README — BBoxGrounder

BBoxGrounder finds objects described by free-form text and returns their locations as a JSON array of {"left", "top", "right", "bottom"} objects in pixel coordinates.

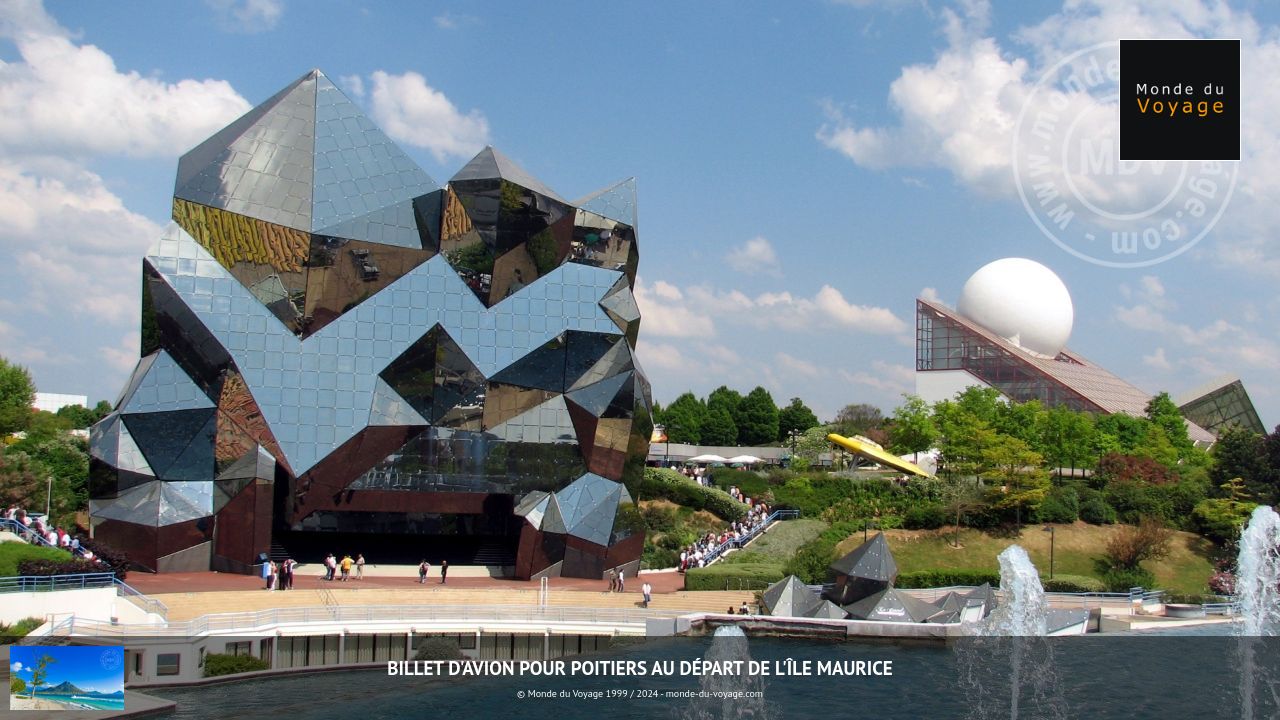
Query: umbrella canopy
[
  {"left": 727, "top": 455, "right": 763, "bottom": 464},
  {"left": 688, "top": 454, "right": 729, "bottom": 463}
]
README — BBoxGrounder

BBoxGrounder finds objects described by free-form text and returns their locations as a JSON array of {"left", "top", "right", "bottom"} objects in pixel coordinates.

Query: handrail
[
  {"left": 61, "top": 603, "right": 688, "bottom": 637},
  {"left": 701, "top": 509, "right": 800, "bottom": 565},
  {"left": 22, "top": 615, "right": 76, "bottom": 645},
  {"left": 0, "top": 518, "right": 99, "bottom": 563},
  {"left": 115, "top": 578, "right": 170, "bottom": 620},
  {"left": 0, "top": 572, "right": 116, "bottom": 593}
]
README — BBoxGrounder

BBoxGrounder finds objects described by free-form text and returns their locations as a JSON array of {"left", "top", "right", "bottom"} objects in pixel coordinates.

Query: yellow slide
[{"left": 826, "top": 433, "right": 932, "bottom": 477}]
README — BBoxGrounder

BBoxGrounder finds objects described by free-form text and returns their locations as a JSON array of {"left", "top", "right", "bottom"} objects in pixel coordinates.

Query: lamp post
[
  {"left": 1042, "top": 525, "right": 1056, "bottom": 580},
  {"left": 45, "top": 475, "right": 52, "bottom": 522}
]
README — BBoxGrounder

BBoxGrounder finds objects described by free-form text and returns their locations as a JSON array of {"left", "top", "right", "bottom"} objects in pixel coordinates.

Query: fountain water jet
[
  {"left": 1235, "top": 505, "right": 1280, "bottom": 720},
  {"left": 683, "top": 626, "right": 769, "bottom": 720}
]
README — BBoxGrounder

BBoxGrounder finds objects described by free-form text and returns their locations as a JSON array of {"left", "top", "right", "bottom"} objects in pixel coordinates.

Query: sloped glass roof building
[{"left": 89, "top": 70, "right": 651, "bottom": 578}]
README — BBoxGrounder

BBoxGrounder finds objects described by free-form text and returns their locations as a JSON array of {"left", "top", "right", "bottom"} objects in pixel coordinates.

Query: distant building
[
  {"left": 915, "top": 258, "right": 1218, "bottom": 444},
  {"left": 33, "top": 392, "right": 88, "bottom": 413},
  {"left": 1178, "top": 376, "right": 1266, "bottom": 436}
]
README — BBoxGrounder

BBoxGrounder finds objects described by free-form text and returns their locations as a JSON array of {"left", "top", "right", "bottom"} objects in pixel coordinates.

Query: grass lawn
[
  {"left": 0, "top": 542, "right": 72, "bottom": 576},
  {"left": 832, "top": 522, "right": 1215, "bottom": 595},
  {"left": 722, "top": 518, "right": 827, "bottom": 566}
]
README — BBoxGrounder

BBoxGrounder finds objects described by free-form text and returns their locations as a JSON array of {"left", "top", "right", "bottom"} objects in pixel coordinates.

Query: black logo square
[{"left": 1120, "top": 39, "right": 1239, "bottom": 161}]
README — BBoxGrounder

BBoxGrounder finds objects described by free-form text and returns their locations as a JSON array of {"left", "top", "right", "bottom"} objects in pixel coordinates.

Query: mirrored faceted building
[{"left": 89, "top": 70, "right": 652, "bottom": 579}]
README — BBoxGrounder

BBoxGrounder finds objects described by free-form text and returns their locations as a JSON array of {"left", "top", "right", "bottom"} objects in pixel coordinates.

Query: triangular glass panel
[
  {"left": 574, "top": 177, "right": 637, "bottom": 227},
  {"left": 568, "top": 338, "right": 633, "bottom": 391},
  {"left": 370, "top": 377, "right": 430, "bottom": 426},
  {"left": 155, "top": 411, "right": 218, "bottom": 482},
  {"left": 451, "top": 147, "right": 564, "bottom": 202},
  {"left": 120, "top": 350, "right": 216, "bottom": 415},
  {"left": 174, "top": 70, "right": 318, "bottom": 232},
  {"left": 121, "top": 408, "right": 217, "bottom": 480},
  {"left": 311, "top": 74, "right": 439, "bottom": 236},
  {"left": 490, "top": 332, "right": 567, "bottom": 392},
  {"left": 482, "top": 383, "right": 557, "bottom": 430},
  {"left": 301, "top": 235, "right": 433, "bottom": 335},
  {"left": 565, "top": 373, "right": 631, "bottom": 417},
  {"left": 488, "top": 395, "right": 577, "bottom": 444}
]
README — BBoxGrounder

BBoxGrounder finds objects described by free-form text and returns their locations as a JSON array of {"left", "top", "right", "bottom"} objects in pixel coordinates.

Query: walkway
[{"left": 123, "top": 568, "right": 754, "bottom": 622}]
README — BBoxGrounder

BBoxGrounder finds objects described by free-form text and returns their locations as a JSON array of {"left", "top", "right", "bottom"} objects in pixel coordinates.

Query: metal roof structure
[{"left": 916, "top": 298, "right": 1215, "bottom": 445}]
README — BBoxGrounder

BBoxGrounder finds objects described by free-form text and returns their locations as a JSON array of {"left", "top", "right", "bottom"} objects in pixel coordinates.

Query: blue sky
[
  {"left": 10, "top": 646, "right": 124, "bottom": 693},
  {"left": 0, "top": 0, "right": 1276, "bottom": 426}
]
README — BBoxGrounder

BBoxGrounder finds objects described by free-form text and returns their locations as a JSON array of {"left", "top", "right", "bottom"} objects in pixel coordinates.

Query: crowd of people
[
  {"left": 4, "top": 505, "right": 98, "bottom": 562},
  {"left": 674, "top": 465, "right": 711, "bottom": 487},
  {"left": 677, "top": 487, "right": 773, "bottom": 572}
]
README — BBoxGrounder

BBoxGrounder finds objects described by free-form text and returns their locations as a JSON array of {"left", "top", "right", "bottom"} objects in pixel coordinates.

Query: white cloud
[
  {"left": 636, "top": 340, "right": 692, "bottom": 372},
  {"left": 726, "top": 236, "right": 781, "bottom": 276},
  {"left": 818, "top": 0, "right": 1280, "bottom": 275},
  {"left": 675, "top": 283, "right": 906, "bottom": 335},
  {"left": 1142, "top": 347, "right": 1172, "bottom": 372},
  {"left": 339, "top": 74, "right": 365, "bottom": 100},
  {"left": 837, "top": 360, "right": 915, "bottom": 396},
  {"left": 919, "top": 286, "right": 941, "bottom": 303},
  {"left": 776, "top": 352, "right": 821, "bottom": 378},
  {"left": 366, "top": 70, "right": 491, "bottom": 163},
  {"left": 9, "top": 662, "right": 20, "bottom": 673},
  {"left": 434, "top": 12, "right": 477, "bottom": 30},
  {"left": 205, "top": 0, "right": 284, "bottom": 32},
  {"left": 0, "top": 4, "right": 250, "bottom": 160},
  {"left": 633, "top": 279, "right": 716, "bottom": 338}
]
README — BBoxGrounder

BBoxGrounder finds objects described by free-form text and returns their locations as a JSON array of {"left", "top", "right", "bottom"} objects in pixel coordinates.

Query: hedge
[
  {"left": 17, "top": 558, "right": 102, "bottom": 577},
  {"left": 894, "top": 569, "right": 1002, "bottom": 588},
  {"left": 0, "top": 543, "right": 71, "bottom": 576},
  {"left": 638, "top": 468, "right": 747, "bottom": 521},
  {"left": 708, "top": 468, "right": 771, "bottom": 498},
  {"left": 79, "top": 538, "right": 130, "bottom": 580},
  {"left": 203, "top": 653, "right": 270, "bottom": 677},
  {"left": 902, "top": 505, "right": 947, "bottom": 530},
  {"left": 684, "top": 562, "right": 785, "bottom": 591}
]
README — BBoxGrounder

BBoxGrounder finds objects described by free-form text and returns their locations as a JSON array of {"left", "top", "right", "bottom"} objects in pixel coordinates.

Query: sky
[
  {"left": 0, "top": 0, "right": 1277, "bottom": 428},
  {"left": 10, "top": 646, "right": 125, "bottom": 693}
]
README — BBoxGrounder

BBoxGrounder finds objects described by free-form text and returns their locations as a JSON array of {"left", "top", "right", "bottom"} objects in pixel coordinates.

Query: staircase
[
  {"left": 472, "top": 542, "right": 516, "bottom": 567},
  {"left": 268, "top": 540, "right": 291, "bottom": 563}
]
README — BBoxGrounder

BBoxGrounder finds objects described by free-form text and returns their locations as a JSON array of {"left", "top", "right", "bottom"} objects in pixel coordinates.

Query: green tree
[
  {"left": 994, "top": 399, "right": 1045, "bottom": 447},
  {"left": 700, "top": 406, "right": 737, "bottom": 446},
  {"left": 982, "top": 433, "right": 1049, "bottom": 527},
  {"left": 953, "top": 386, "right": 1004, "bottom": 426},
  {"left": 11, "top": 676, "right": 25, "bottom": 694},
  {"left": 887, "top": 394, "right": 937, "bottom": 461},
  {"left": 706, "top": 386, "right": 743, "bottom": 444},
  {"left": 1210, "top": 425, "right": 1271, "bottom": 503},
  {"left": 832, "top": 403, "right": 884, "bottom": 437},
  {"left": 777, "top": 397, "right": 819, "bottom": 443},
  {"left": 0, "top": 357, "right": 36, "bottom": 436},
  {"left": 55, "top": 403, "right": 96, "bottom": 429},
  {"left": 1035, "top": 405, "right": 1097, "bottom": 475},
  {"left": 734, "top": 387, "right": 779, "bottom": 446},
  {"left": 1145, "top": 392, "right": 1195, "bottom": 458},
  {"left": 30, "top": 653, "right": 54, "bottom": 699},
  {"left": 663, "top": 392, "right": 707, "bottom": 444}
]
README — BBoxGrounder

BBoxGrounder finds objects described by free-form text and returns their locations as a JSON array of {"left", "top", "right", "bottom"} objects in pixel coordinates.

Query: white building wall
[
  {"left": 0, "top": 587, "right": 158, "bottom": 625},
  {"left": 915, "top": 370, "right": 994, "bottom": 406},
  {"left": 32, "top": 392, "right": 88, "bottom": 413}
]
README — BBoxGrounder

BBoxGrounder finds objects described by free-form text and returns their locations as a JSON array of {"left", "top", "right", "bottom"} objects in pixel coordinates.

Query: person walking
[
  {"left": 283, "top": 558, "right": 295, "bottom": 590},
  {"left": 324, "top": 553, "right": 337, "bottom": 581},
  {"left": 641, "top": 581, "right": 652, "bottom": 608},
  {"left": 419, "top": 559, "right": 430, "bottom": 584},
  {"left": 617, "top": 568, "right": 625, "bottom": 593},
  {"left": 268, "top": 561, "right": 279, "bottom": 591},
  {"left": 607, "top": 567, "right": 617, "bottom": 593},
  {"left": 340, "top": 554, "right": 353, "bottom": 581},
  {"left": 355, "top": 553, "right": 365, "bottom": 580},
  {"left": 440, "top": 560, "right": 448, "bottom": 584}
]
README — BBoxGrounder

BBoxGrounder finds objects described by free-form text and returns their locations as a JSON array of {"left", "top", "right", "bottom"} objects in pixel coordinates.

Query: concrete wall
[{"left": 1, "top": 587, "right": 157, "bottom": 625}]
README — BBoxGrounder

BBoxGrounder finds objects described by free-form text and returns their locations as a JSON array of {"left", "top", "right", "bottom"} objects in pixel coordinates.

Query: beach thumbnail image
[{"left": 9, "top": 646, "right": 125, "bottom": 711}]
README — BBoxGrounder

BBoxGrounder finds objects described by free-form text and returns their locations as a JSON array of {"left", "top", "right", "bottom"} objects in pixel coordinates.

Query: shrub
[
  {"left": 1104, "top": 481, "right": 1173, "bottom": 525},
  {"left": 1035, "top": 487, "right": 1079, "bottom": 524},
  {"left": 902, "top": 505, "right": 947, "bottom": 530},
  {"left": 1192, "top": 498, "right": 1258, "bottom": 547},
  {"left": 414, "top": 637, "right": 465, "bottom": 661},
  {"left": 17, "top": 558, "right": 101, "bottom": 577},
  {"left": 1078, "top": 489, "right": 1117, "bottom": 525},
  {"left": 642, "top": 547, "right": 679, "bottom": 570},
  {"left": 203, "top": 653, "right": 270, "bottom": 677},
  {"left": 684, "top": 562, "right": 785, "bottom": 591},
  {"left": 894, "top": 569, "right": 1001, "bottom": 588},
  {"left": 12, "top": 676, "right": 26, "bottom": 694},
  {"left": 638, "top": 468, "right": 746, "bottom": 521},
  {"left": 1102, "top": 518, "right": 1173, "bottom": 571},
  {"left": 709, "top": 468, "right": 771, "bottom": 498},
  {"left": 1041, "top": 575, "right": 1106, "bottom": 593},
  {"left": 0, "top": 617, "right": 44, "bottom": 644},
  {"left": 79, "top": 538, "right": 130, "bottom": 580},
  {"left": 1099, "top": 567, "right": 1156, "bottom": 592}
]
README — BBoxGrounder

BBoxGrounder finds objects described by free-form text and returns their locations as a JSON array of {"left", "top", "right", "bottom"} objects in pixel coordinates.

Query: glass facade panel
[{"left": 92, "top": 69, "right": 649, "bottom": 579}]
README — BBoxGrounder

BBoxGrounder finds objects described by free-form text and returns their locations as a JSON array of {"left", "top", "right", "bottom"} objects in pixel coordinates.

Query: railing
[
  {"left": 1203, "top": 601, "right": 1240, "bottom": 616},
  {"left": 0, "top": 572, "right": 116, "bottom": 593},
  {"left": 115, "top": 578, "right": 170, "bottom": 620},
  {"left": 0, "top": 518, "right": 98, "bottom": 562},
  {"left": 60, "top": 603, "right": 689, "bottom": 638},
  {"left": 701, "top": 509, "right": 801, "bottom": 566},
  {"left": 22, "top": 615, "right": 76, "bottom": 645}
]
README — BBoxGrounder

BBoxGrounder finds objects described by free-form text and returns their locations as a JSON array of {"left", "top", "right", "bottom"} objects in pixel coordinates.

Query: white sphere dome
[{"left": 956, "top": 258, "right": 1073, "bottom": 358}]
